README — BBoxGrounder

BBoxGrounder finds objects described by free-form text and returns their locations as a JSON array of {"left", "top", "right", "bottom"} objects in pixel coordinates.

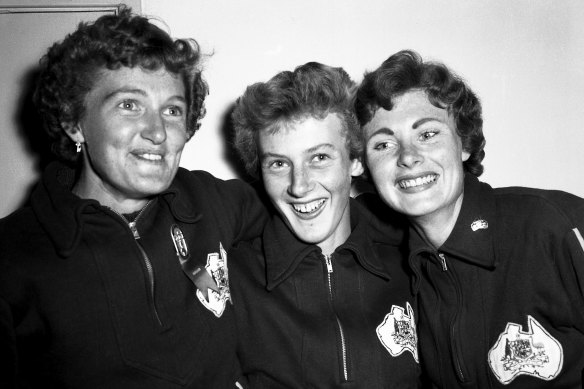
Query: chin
[
  {"left": 290, "top": 225, "right": 327, "bottom": 245},
  {"left": 133, "top": 180, "right": 172, "bottom": 197}
]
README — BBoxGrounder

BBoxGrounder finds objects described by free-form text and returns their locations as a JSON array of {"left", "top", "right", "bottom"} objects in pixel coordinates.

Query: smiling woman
[
  {"left": 363, "top": 90, "right": 470, "bottom": 245},
  {"left": 259, "top": 114, "right": 362, "bottom": 255},
  {"left": 228, "top": 61, "right": 422, "bottom": 388},
  {"left": 0, "top": 7, "right": 267, "bottom": 388},
  {"left": 355, "top": 49, "right": 584, "bottom": 389},
  {"left": 70, "top": 67, "right": 188, "bottom": 212}
]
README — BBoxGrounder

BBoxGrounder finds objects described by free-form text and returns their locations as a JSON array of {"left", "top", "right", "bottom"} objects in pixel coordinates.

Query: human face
[
  {"left": 259, "top": 114, "right": 363, "bottom": 255},
  {"left": 71, "top": 67, "right": 187, "bottom": 212},
  {"left": 363, "top": 90, "right": 470, "bottom": 225}
]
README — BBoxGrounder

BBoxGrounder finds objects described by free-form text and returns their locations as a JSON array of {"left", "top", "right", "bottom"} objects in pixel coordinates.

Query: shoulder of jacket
[{"left": 494, "top": 186, "right": 584, "bottom": 227}]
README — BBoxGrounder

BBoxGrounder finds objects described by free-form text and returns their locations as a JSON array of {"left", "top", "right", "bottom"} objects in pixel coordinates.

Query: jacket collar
[
  {"left": 265, "top": 199, "right": 393, "bottom": 290},
  {"left": 32, "top": 162, "right": 100, "bottom": 258},
  {"left": 159, "top": 168, "right": 203, "bottom": 224},
  {"left": 408, "top": 174, "right": 498, "bottom": 271},
  {"left": 31, "top": 162, "right": 200, "bottom": 258}
]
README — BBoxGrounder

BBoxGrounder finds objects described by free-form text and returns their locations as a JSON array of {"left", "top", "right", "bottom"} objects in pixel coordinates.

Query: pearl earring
[{"left": 76, "top": 142, "right": 82, "bottom": 153}]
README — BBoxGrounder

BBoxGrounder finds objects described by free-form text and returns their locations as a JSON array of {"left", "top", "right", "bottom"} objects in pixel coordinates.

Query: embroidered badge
[
  {"left": 471, "top": 218, "right": 488, "bottom": 231},
  {"left": 488, "top": 315, "right": 563, "bottom": 384},
  {"left": 170, "top": 225, "right": 190, "bottom": 262},
  {"left": 196, "top": 242, "right": 232, "bottom": 318},
  {"left": 376, "top": 302, "right": 419, "bottom": 363}
]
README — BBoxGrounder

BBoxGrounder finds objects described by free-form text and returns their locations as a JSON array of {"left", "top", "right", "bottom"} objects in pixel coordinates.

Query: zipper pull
[
  {"left": 129, "top": 221, "right": 140, "bottom": 239},
  {"left": 324, "top": 255, "right": 333, "bottom": 273},
  {"left": 438, "top": 253, "right": 447, "bottom": 271}
]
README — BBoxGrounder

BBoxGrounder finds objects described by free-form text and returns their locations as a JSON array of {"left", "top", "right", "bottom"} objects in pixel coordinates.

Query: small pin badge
[
  {"left": 471, "top": 219, "right": 488, "bottom": 232},
  {"left": 171, "top": 224, "right": 190, "bottom": 261}
]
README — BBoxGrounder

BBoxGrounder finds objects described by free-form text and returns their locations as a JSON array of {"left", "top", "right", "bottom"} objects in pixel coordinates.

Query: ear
[
  {"left": 350, "top": 158, "right": 365, "bottom": 177},
  {"left": 462, "top": 149, "right": 471, "bottom": 162},
  {"left": 62, "top": 122, "right": 85, "bottom": 144}
]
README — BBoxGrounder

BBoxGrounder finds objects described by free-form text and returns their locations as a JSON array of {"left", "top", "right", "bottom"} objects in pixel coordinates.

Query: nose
[
  {"left": 142, "top": 112, "right": 167, "bottom": 144},
  {"left": 397, "top": 143, "right": 423, "bottom": 168},
  {"left": 287, "top": 165, "right": 313, "bottom": 198}
]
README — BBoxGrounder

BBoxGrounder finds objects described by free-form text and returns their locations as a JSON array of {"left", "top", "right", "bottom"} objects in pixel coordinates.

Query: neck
[
  {"left": 317, "top": 204, "right": 352, "bottom": 256},
  {"left": 72, "top": 179, "right": 149, "bottom": 215},
  {"left": 410, "top": 193, "right": 465, "bottom": 249}
]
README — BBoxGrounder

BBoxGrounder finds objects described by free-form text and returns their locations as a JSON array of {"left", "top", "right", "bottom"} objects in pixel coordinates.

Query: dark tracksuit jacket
[
  {"left": 230, "top": 200, "right": 422, "bottom": 388},
  {"left": 0, "top": 162, "right": 267, "bottom": 389},
  {"left": 409, "top": 174, "right": 584, "bottom": 388}
]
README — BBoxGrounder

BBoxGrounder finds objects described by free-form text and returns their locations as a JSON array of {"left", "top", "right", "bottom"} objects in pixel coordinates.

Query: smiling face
[
  {"left": 363, "top": 89, "right": 470, "bottom": 228},
  {"left": 259, "top": 114, "right": 363, "bottom": 255},
  {"left": 69, "top": 66, "right": 188, "bottom": 213}
]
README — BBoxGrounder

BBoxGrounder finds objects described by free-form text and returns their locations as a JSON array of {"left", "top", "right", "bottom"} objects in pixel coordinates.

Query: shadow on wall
[
  {"left": 219, "top": 101, "right": 273, "bottom": 208},
  {"left": 13, "top": 67, "right": 56, "bottom": 209}
]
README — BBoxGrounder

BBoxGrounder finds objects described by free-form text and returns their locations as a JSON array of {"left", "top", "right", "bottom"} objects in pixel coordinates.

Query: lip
[
  {"left": 131, "top": 150, "right": 165, "bottom": 163},
  {"left": 290, "top": 198, "right": 327, "bottom": 220},
  {"left": 396, "top": 172, "right": 438, "bottom": 192}
]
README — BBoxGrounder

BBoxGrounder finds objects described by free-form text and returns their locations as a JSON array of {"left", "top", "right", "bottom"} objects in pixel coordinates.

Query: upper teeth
[
  {"left": 399, "top": 175, "right": 437, "bottom": 189},
  {"left": 141, "top": 153, "right": 162, "bottom": 161},
  {"left": 293, "top": 199, "right": 325, "bottom": 213}
]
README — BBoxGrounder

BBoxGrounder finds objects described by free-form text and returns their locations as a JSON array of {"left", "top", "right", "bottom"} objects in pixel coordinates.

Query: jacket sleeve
[
  {"left": 565, "top": 219, "right": 584, "bottom": 303},
  {"left": 557, "top": 194, "right": 584, "bottom": 320},
  {"left": 0, "top": 296, "right": 16, "bottom": 389},
  {"left": 222, "top": 179, "right": 268, "bottom": 244}
]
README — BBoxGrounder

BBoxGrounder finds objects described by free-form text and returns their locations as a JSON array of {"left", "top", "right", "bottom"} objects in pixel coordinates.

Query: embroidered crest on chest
[
  {"left": 488, "top": 315, "right": 563, "bottom": 384},
  {"left": 376, "top": 302, "right": 419, "bottom": 363},
  {"left": 196, "top": 242, "right": 232, "bottom": 317}
]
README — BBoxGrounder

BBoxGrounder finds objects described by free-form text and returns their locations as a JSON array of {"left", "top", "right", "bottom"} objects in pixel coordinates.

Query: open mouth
[
  {"left": 292, "top": 199, "right": 326, "bottom": 214},
  {"left": 398, "top": 174, "right": 437, "bottom": 189},
  {"left": 135, "top": 152, "right": 163, "bottom": 162}
]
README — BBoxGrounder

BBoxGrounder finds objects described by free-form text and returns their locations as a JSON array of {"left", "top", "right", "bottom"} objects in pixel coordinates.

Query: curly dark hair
[
  {"left": 34, "top": 6, "right": 208, "bottom": 163},
  {"left": 354, "top": 50, "right": 485, "bottom": 177},
  {"left": 231, "top": 62, "right": 361, "bottom": 178}
]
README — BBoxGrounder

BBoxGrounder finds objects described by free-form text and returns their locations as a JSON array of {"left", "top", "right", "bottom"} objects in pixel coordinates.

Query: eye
[
  {"left": 118, "top": 100, "right": 139, "bottom": 111},
  {"left": 163, "top": 105, "right": 184, "bottom": 117},
  {"left": 373, "top": 141, "right": 390, "bottom": 151},
  {"left": 267, "top": 159, "right": 288, "bottom": 171},
  {"left": 312, "top": 153, "right": 330, "bottom": 163},
  {"left": 419, "top": 130, "right": 437, "bottom": 141},
  {"left": 370, "top": 140, "right": 397, "bottom": 152}
]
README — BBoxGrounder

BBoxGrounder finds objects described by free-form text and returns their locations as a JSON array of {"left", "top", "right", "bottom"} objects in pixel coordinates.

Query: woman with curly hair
[
  {"left": 357, "top": 50, "right": 584, "bottom": 389},
  {"left": 229, "top": 62, "right": 422, "bottom": 388},
  {"left": 0, "top": 7, "right": 266, "bottom": 388}
]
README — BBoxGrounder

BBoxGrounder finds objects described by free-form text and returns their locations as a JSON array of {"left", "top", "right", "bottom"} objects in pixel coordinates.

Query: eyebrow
[
  {"left": 368, "top": 117, "right": 447, "bottom": 139},
  {"left": 103, "top": 88, "right": 147, "bottom": 102},
  {"left": 103, "top": 88, "right": 186, "bottom": 103},
  {"left": 412, "top": 117, "right": 444, "bottom": 129},
  {"left": 260, "top": 143, "right": 336, "bottom": 161},
  {"left": 306, "top": 143, "right": 335, "bottom": 154},
  {"left": 368, "top": 127, "right": 394, "bottom": 138}
]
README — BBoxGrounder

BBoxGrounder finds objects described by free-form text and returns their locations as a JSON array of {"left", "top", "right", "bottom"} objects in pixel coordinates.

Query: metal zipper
[
  {"left": 323, "top": 254, "right": 349, "bottom": 382},
  {"left": 438, "top": 252, "right": 448, "bottom": 271},
  {"left": 437, "top": 252, "right": 467, "bottom": 383},
  {"left": 449, "top": 262, "right": 467, "bottom": 383},
  {"left": 111, "top": 201, "right": 163, "bottom": 327}
]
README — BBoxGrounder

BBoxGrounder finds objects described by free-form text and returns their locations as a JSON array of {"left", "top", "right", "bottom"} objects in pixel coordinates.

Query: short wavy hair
[
  {"left": 231, "top": 62, "right": 361, "bottom": 179},
  {"left": 355, "top": 50, "right": 485, "bottom": 176},
  {"left": 34, "top": 6, "right": 208, "bottom": 163}
]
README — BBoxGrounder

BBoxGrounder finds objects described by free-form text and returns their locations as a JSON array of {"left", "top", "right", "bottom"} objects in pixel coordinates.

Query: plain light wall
[{"left": 150, "top": 1, "right": 583, "bottom": 196}]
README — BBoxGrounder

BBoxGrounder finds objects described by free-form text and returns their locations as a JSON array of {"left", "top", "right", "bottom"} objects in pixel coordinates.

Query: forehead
[
  {"left": 259, "top": 113, "right": 348, "bottom": 154},
  {"left": 365, "top": 90, "right": 451, "bottom": 134},
  {"left": 88, "top": 66, "right": 184, "bottom": 97}
]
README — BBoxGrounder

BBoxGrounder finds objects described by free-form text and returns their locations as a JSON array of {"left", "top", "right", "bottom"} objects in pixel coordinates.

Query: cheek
[
  {"left": 262, "top": 174, "right": 287, "bottom": 202},
  {"left": 367, "top": 157, "right": 391, "bottom": 182},
  {"left": 167, "top": 123, "right": 188, "bottom": 145}
]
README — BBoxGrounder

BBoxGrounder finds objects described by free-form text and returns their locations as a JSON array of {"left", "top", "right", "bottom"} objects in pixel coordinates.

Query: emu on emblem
[
  {"left": 376, "top": 302, "right": 419, "bottom": 363},
  {"left": 488, "top": 315, "right": 563, "bottom": 384},
  {"left": 196, "top": 242, "right": 232, "bottom": 318}
]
